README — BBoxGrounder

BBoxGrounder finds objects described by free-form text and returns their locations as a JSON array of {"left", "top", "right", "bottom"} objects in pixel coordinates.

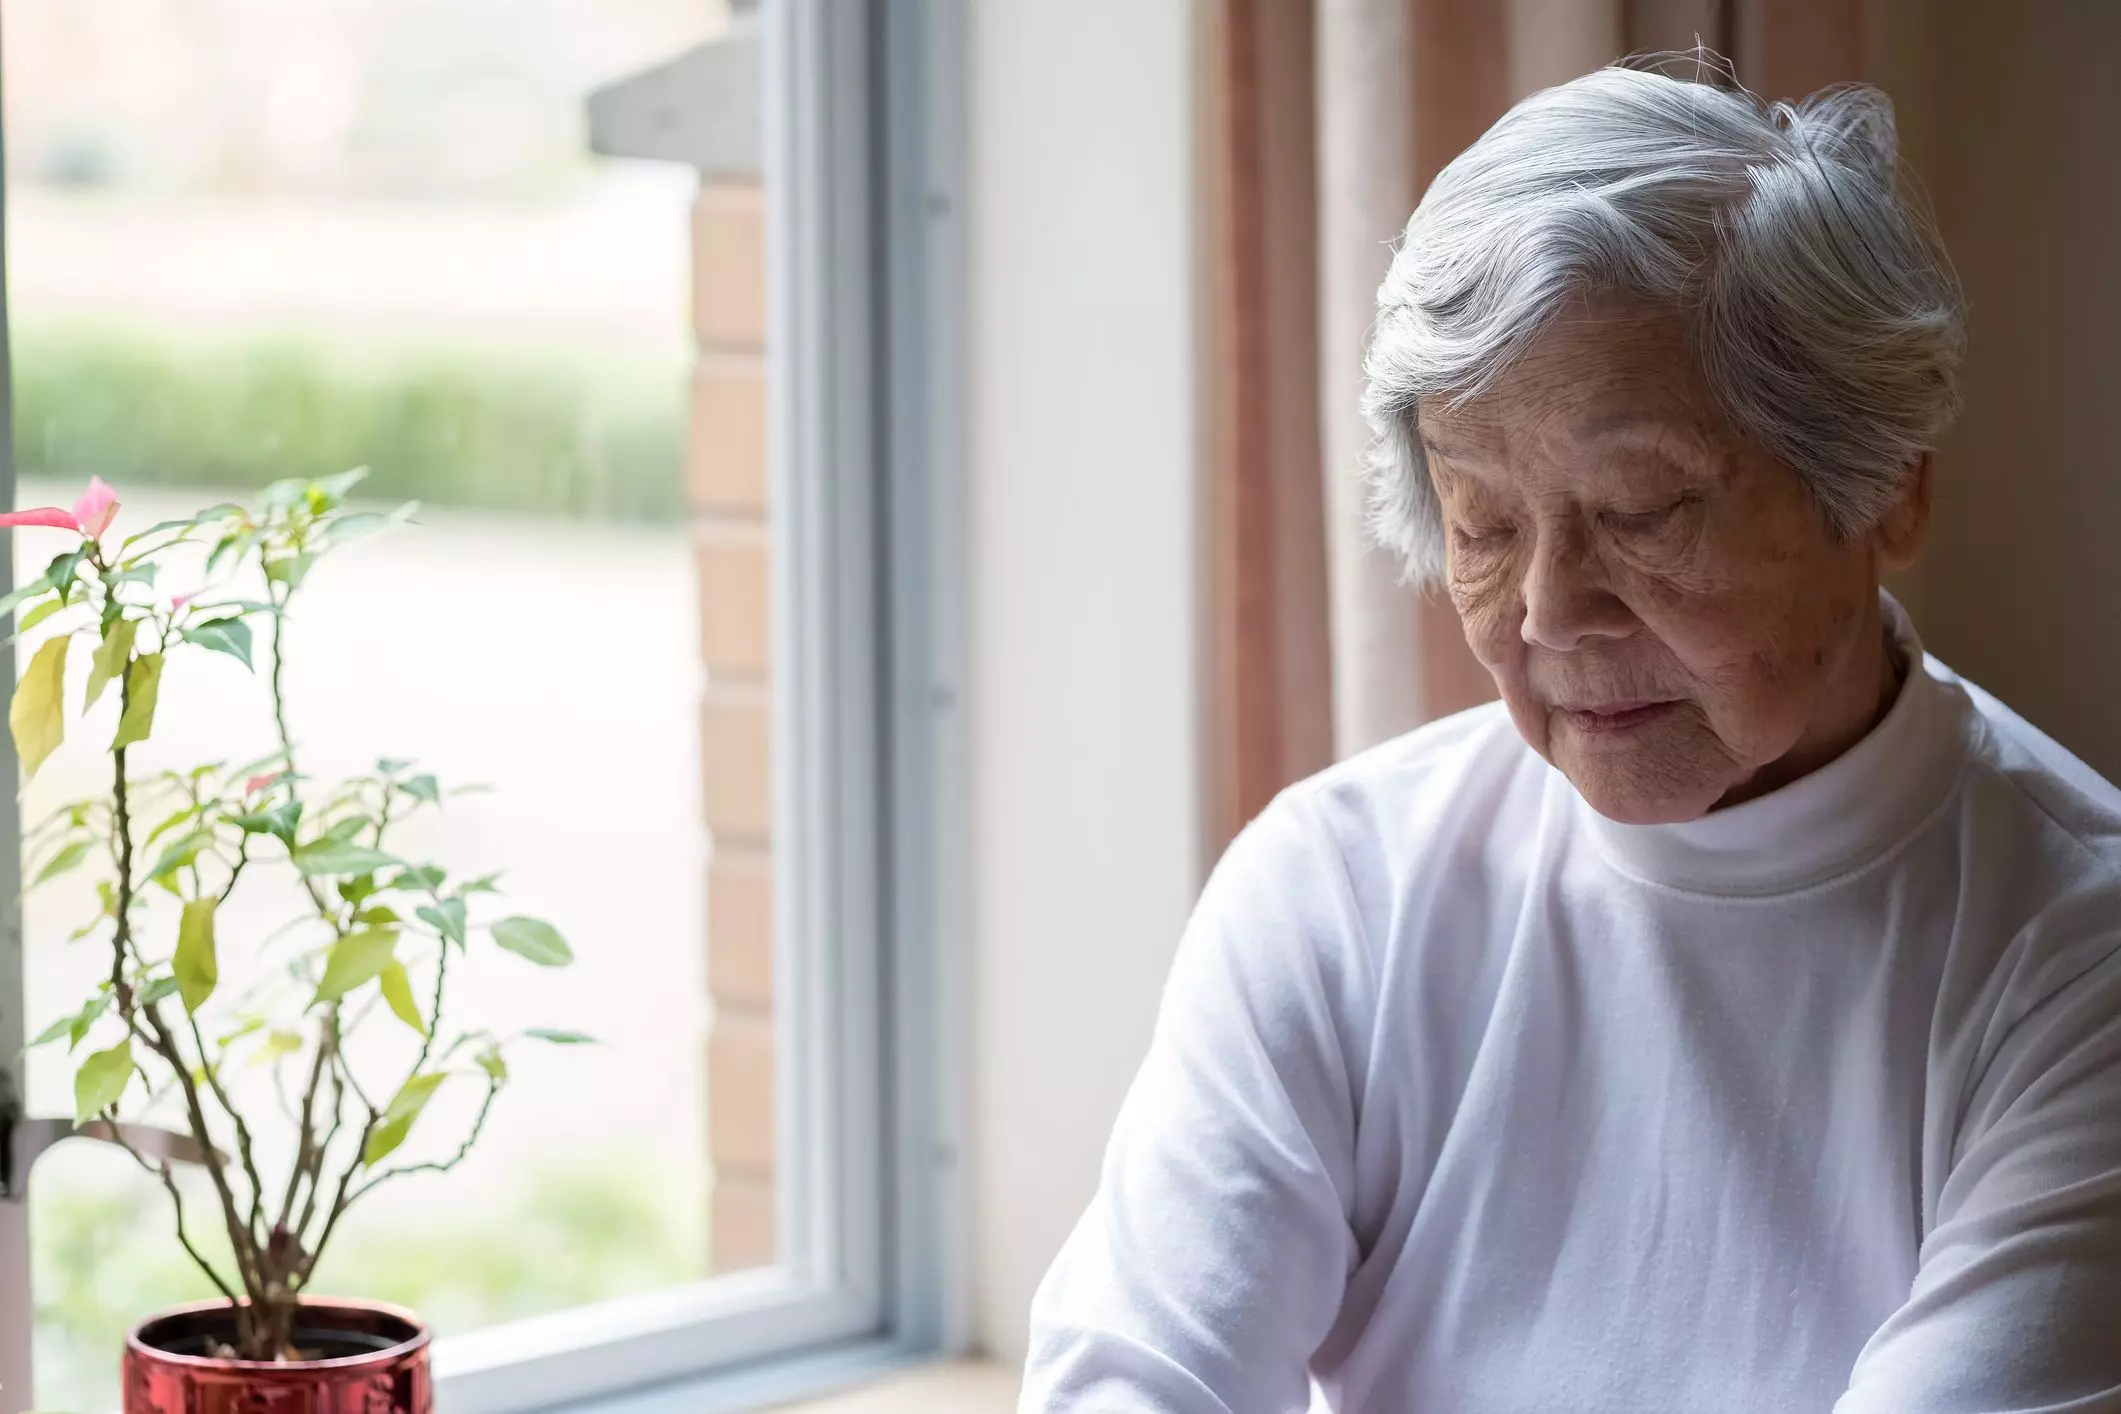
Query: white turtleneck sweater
[{"left": 1022, "top": 605, "right": 2121, "bottom": 1413}]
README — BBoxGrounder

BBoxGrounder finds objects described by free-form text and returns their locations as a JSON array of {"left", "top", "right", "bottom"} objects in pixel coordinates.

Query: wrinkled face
[{"left": 1420, "top": 300, "right": 1922, "bottom": 824}]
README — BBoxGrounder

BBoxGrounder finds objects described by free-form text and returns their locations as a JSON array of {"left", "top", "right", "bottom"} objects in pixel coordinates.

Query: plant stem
[
  {"left": 278, "top": 1021, "right": 331, "bottom": 1229},
  {"left": 105, "top": 627, "right": 266, "bottom": 1315},
  {"left": 294, "top": 1051, "right": 347, "bottom": 1245},
  {"left": 188, "top": 1011, "right": 267, "bottom": 1246},
  {"left": 349, "top": 1072, "right": 500, "bottom": 1203},
  {"left": 140, "top": 1001, "right": 266, "bottom": 1304},
  {"left": 298, "top": 1110, "right": 377, "bottom": 1285},
  {"left": 106, "top": 1121, "right": 241, "bottom": 1305}
]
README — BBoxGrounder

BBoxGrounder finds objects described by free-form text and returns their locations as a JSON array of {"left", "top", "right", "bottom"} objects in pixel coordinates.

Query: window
[{"left": 0, "top": 2, "right": 962, "bottom": 1409}]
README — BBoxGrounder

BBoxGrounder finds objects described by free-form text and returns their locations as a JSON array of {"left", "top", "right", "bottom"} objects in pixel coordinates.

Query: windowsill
[
  {"left": 761, "top": 1360, "right": 1018, "bottom": 1412},
  {"left": 551, "top": 1344, "right": 1015, "bottom": 1414}
]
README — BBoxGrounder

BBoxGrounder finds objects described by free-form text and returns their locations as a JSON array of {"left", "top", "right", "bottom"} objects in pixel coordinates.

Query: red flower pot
[{"left": 122, "top": 1297, "right": 432, "bottom": 1414}]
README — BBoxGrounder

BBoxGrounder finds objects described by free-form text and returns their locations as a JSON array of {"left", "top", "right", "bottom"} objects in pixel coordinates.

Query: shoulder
[
  {"left": 1177, "top": 700, "right": 1540, "bottom": 1074},
  {"left": 1925, "top": 658, "right": 2121, "bottom": 1065},
  {"left": 1265, "top": 698, "right": 1539, "bottom": 834},
  {"left": 1274, "top": 697, "right": 1549, "bottom": 880},
  {"left": 1211, "top": 700, "right": 1547, "bottom": 950},
  {"left": 1938, "top": 656, "right": 2121, "bottom": 884}
]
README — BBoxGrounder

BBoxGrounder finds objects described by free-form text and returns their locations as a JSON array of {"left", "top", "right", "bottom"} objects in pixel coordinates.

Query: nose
[{"left": 1519, "top": 521, "right": 1637, "bottom": 651}]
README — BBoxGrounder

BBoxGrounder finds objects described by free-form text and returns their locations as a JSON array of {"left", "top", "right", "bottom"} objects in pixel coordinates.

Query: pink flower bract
[
  {"left": 0, "top": 506, "right": 79, "bottom": 531},
  {"left": 0, "top": 477, "right": 121, "bottom": 538},
  {"left": 245, "top": 772, "right": 282, "bottom": 796},
  {"left": 72, "top": 478, "right": 119, "bottom": 539}
]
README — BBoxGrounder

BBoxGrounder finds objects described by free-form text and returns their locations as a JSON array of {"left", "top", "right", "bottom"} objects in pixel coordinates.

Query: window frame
[{"left": 0, "top": 0, "right": 968, "bottom": 1407}]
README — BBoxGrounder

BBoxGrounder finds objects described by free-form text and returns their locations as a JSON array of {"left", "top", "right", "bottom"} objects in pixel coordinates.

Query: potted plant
[{"left": 7, "top": 473, "right": 584, "bottom": 1414}]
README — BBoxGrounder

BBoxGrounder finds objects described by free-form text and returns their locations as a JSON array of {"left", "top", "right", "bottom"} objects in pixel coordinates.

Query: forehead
[{"left": 1418, "top": 302, "right": 1727, "bottom": 478}]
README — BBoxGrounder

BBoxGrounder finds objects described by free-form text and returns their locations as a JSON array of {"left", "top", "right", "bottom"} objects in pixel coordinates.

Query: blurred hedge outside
[{"left": 12, "top": 318, "right": 687, "bottom": 522}]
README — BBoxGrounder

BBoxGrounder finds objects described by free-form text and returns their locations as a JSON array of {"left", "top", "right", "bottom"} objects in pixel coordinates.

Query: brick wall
[{"left": 691, "top": 179, "right": 777, "bottom": 1274}]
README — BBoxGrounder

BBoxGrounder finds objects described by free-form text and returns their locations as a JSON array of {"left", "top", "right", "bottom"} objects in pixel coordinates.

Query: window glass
[{"left": 3, "top": 3, "right": 777, "bottom": 1408}]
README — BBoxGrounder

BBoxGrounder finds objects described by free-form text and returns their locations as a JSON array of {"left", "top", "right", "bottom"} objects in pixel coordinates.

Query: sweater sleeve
[
  {"left": 1018, "top": 794, "right": 1372, "bottom": 1414},
  {"left": 1838, "top": 943, "right": 2121, "bottom": 1413}
]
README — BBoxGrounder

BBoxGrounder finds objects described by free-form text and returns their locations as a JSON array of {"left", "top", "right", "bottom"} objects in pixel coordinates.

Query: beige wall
[
  {"left": 965, "top": 0, "right": 1202, "bottom": 1366},
  {"left": 1882, "top": 1, "right": 2121, "bottom": 776}
]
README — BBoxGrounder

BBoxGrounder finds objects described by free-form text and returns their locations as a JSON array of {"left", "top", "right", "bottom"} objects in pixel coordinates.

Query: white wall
[{"left": 964, "top": 0, "right": 1201, "bottom": 1365}]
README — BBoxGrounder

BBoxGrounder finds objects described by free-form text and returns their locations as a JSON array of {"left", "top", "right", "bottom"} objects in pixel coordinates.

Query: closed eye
[
  {"left": 1452, "top": 524, "right": 1515, "bottom": 549},
  {"left": 1603, "top": 494, "right": 1700, "bottom": 532}
]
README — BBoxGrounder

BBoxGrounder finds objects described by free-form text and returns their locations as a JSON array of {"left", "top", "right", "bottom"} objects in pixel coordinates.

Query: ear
[{"left": 1872, "top": 453, "right": 1933, "bottom": 574}]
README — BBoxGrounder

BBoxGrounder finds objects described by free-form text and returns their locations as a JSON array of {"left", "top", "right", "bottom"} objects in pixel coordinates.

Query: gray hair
[{"left": 1362, "top": 62, "right": 1966, "bottom": 585}]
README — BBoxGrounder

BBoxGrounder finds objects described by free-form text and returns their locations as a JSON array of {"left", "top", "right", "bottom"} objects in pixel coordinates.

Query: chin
[{"left": 1561, "top": 756, "right": 1726, "bottom": 826}]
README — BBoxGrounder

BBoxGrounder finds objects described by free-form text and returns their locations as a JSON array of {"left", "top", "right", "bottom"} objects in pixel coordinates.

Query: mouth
[{"left": 1558, "top": 699, "right": 1680, "bottom": 734}]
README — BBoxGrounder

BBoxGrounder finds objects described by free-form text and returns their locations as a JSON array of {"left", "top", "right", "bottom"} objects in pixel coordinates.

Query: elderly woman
[{"left": 1021, "top": 64, "right": 2121, "bottom": 1413}]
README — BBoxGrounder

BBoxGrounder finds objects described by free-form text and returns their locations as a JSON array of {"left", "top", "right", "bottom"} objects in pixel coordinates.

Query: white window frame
[{"left": 0, "top": 0, "right": 968, "bottom": 1408}]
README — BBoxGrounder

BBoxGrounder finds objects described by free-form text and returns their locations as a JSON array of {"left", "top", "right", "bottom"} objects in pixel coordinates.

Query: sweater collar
[{"left": 1578, "top": 593, "right": 1970, "bottom": 897}]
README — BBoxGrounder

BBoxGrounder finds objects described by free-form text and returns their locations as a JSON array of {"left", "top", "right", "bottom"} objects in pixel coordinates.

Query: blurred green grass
[{"left": 11, "top": 320, "right": 687, "bottom": 522}]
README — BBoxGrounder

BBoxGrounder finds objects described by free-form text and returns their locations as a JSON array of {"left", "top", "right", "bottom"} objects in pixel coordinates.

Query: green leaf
[
  {"left": 324, "top": 510, "right": 392, "bottom": 543},
  {"left": 149, "top": 830, "right": 216, "bottom": 882},
  {"left": 70, "top": 992, "right": 113, "bottom": 1048},
  {"left": 317, "top": 468, "right": 371, "bottom": 503},
  {"left": 30, "top": 839, "right": 91, "bottom": 890},
  {"left": 355, "top": 904, "right": 400, "bottom": 926},
  {"left": 386, "top": 865, "right": 446, "bottom": 894},
  {"left": 180, "top": 617, "right": 254, "bottom": 670},
  {"left": 217, "top": 1016, "right": 265, "bottom": 1046},
  {"left": 73, "top": 1039, "right": 134, "bottom": 1123},
  {"left": 11, "top": 636, "right": 69, "bottom": 777},
  {"left": 135, "top": 975, "right": 181, "bottom": 1007},
  {"left": 205, "top": 530, "right": 257, "bottom": 575},
  {"left": 112, "top": 562, "right": 158, "bottom": 589},
  {"left": 475, "top": 1045, "right": 508, "bottom": 1084},
  {"left": 415, "top": 898, "right": 467, "bottom": 948},
  {"left": 324, "top": 816, "right": 367, "bottom": 844},
  {"left": 524, "top": 1028, "right": 596, "bottom": 1045},
  {"left": 84, "top": 616, "right": 138, "bottom": 712},
  {"left": 123, "top": 515, "right": 206, "bottom": 548},
  {"left": 364, "top": 1072, "right": 445, "bottom": 1166},
  {"left": 113, "top": 653, "right": 165, "bottom": 749},
  {"left": 145, "top": 806, "right": 199, "bottom": 851},
  {"left": 70, "top": 880, "right": 117, "bottom": 941},
  {"left": 231, "top": 799, "right": 302, "bottom": 844},
  {"left": 0, "top": 578, "right": 51, "bottom": 618},
  {"left": 402, "top": 774, "right": 440, "bottom": 805},
  {"left": 312, "top": 928, "right": 398, "bottom": 1005},
  {"left": 376, "top": 757, "right": 413, "bottom": 776},
  {"left": 294, "top": 840, "right": 397, "bottom": 877},
  {"left": 175, "top": 898, "right": 218, "bottom": 1014},
  {"left": 16, "top": 598, "right": 68, "bottom": 636},
  {"left": 461, "top": 873, "right": 503, "bottom": 895},
  {"left": 44, "top": 549, "right": 85, "bottom": 606},
  {"left": 264, "top": 553, "right": 315, "bottom": 590},
  {"left": 251, "top": 1030, "right": 305, "bottom": 1067},
  {"left": 378, "top": 961, "right": 427, "bottom": 1036},
  {"left": 30, "top": 994, "right": 107, "bottom": 1050},
  {"left": 262, "top": 477, "right": 310, "bottom": 509},
  {"left": 490, "top": 916, "right": 573, "bottom": 967}
]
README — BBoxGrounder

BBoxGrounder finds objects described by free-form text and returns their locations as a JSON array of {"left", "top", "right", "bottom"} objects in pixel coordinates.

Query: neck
[{"left": 1718, "top": 597, "right": 1902, "bottom": 809}]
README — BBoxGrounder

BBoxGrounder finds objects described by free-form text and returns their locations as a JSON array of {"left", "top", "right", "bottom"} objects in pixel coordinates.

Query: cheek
[
  {"left": 1629, "top": 562, "right": 1864, "bottom": 745},
  {"left": 1446, "top": 548, "right": 1522, "bottom": 666}
]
